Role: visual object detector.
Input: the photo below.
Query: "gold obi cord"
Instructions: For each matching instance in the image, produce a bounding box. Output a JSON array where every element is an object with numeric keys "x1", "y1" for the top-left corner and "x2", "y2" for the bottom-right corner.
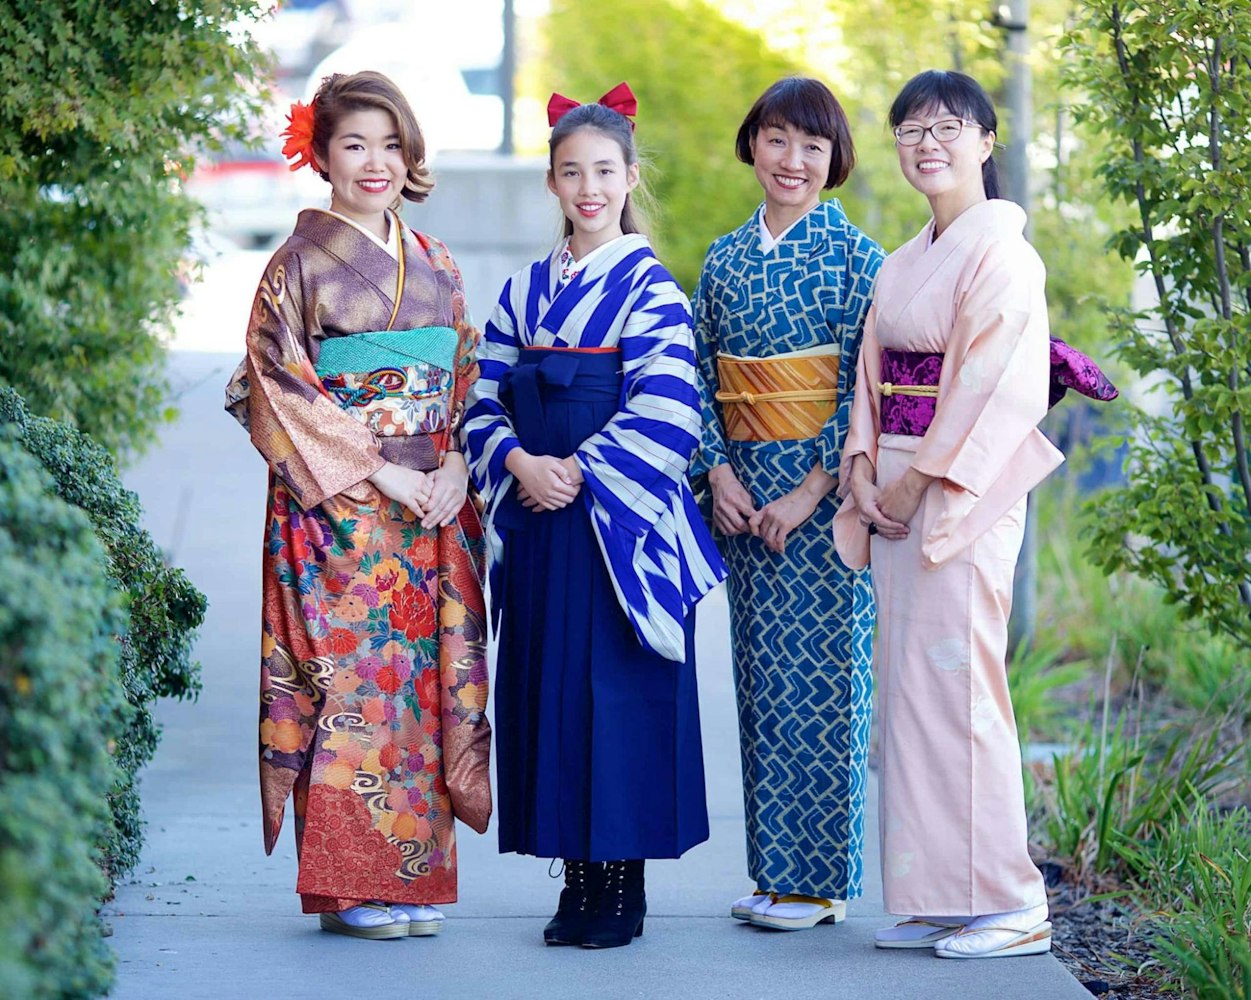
[
  {"x1": 714, "y1": 351, "x2": 839, "y2": 442},
  {"x1": 876, "y1": 382, "x2": 940, "y2": 397}
]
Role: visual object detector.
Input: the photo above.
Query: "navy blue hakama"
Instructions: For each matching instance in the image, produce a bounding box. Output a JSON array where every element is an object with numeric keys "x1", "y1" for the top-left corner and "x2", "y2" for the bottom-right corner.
[{"x1": 494, "y1": 348, "x2": 709, "y2": 861}]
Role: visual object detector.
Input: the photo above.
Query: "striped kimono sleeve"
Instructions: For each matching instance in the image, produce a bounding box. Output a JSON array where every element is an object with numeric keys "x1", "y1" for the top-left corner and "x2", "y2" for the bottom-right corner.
[
  {"x1": 689, "y1": 247, "x2": 731, "y2": 480},
  {"x1": 574, "y1": 266, "x2": 702, "y2": 537},
  {"x1": 461, "y1": 276, "x2": 523, "y2": 504}
]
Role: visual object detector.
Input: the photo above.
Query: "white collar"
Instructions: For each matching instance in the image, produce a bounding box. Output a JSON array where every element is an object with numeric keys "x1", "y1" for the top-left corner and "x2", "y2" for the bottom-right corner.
[{"x1": 756, "y1": 204, "x2": 807, "y2": 253}]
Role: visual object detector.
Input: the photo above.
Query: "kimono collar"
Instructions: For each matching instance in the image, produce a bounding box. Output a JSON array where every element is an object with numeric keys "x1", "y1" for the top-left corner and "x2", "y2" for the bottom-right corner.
[
  {"x1": 926, "y1": 198, "x2": 1027, "y2": 248},
  {"x1": 746, "y1": 198, "x2": 847, "y2": 259},
  {"x1": 543, "y1": 232, "x2": 651, "y2": 302},
  {"x1": 293, "y1": 208, "x2": 429, "y2": 315}
]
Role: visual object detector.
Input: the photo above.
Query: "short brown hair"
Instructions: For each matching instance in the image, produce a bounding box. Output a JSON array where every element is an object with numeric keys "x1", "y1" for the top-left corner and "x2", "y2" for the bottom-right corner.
[
  {"x1": 310, "y1": 70, "x2": 434, "y2": 204},
  {"x1": 735, "y1": 77, "x2": 855, "y2": 189}
]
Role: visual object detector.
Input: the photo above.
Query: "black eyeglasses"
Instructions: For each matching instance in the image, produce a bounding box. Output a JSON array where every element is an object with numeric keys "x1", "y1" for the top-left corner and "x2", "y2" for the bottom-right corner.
[{"x1": 893, "y1": 119, "x2": 984, "y2": 146}]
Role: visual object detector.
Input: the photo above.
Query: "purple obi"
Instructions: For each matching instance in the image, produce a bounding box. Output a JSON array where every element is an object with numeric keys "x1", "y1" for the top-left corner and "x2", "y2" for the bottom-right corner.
[
  {"x1": 878, "y1": 339, "x2": 1119, "y2": 437},
  {"x1": 879, "y1": 349, "x2": 942, "y2": 436}
]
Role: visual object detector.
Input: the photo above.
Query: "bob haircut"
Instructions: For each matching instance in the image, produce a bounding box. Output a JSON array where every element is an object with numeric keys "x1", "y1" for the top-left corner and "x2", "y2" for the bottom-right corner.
[
  {"x1": 888, "y1": 69, "x2": 1000, "y2": 200},
  {"x1": 735, "y1": 77, "x2": 855, "y2": 189},
  {"x1": 310, "y1": 70, "x2": 434, "y2": 204}
]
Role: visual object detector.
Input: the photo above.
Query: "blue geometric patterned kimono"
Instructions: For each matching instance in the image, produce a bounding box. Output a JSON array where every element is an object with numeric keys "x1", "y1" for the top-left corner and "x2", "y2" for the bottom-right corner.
[
  {"x1": 464, "y1": 234, "x2": 726, "y2": 861},
  {"x1": 691, "y1": 200, "x2": 882, "y2": 899}
]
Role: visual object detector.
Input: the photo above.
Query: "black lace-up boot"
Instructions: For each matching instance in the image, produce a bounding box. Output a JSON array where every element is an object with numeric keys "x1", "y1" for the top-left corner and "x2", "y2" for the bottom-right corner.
[
  {"x1": 543, "y1": 859, "x2": 605, "y2": 946},
  {"x1": 582, "y1": 859, "x2": 646, "y2": 949}
]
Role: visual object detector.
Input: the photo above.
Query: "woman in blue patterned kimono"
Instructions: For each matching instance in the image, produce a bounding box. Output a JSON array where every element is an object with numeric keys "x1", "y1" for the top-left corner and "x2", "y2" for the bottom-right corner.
[
  {"x1": 463, "y1": 85, "x2": 726, "y2": 950},
  {"x1": 691, "y1": 77, "x2": 883, "y2": 931}
]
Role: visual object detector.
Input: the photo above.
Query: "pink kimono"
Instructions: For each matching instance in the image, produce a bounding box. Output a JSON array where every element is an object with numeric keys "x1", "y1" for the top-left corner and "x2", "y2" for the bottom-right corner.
[{"x1": 835, "y1": 199, "x2": 1062, "y2": 916}]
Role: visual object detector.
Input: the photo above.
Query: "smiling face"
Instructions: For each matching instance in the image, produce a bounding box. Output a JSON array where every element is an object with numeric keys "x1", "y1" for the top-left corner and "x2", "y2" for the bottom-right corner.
[
  {"x1": 750, "y1": 123, "x2": 831, "y2": 222},
  {"x1": 546, "y1": 127, "x2": 640, "y2": 257},
  {"x1": 317, "y1": 107, "x2": 408, "y2": 234},
  {"x1": 894, "y1": 103, "x2": 993, "y2": 206}
]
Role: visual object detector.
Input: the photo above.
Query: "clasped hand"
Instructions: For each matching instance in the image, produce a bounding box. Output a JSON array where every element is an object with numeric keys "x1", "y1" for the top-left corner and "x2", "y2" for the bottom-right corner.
[
  {"x1": 367, "y1": 453, "x2": 470, "y2": 529},
  {"x1": 847, "y1": 455, "x2": 929, "y2": 541},
  {"x1": 507, "y1": 450, "x2": 583, "y2": 511}
]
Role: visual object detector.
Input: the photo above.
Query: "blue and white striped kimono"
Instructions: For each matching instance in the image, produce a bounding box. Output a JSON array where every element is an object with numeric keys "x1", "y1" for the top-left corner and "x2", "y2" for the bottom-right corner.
[{"x1": 463, "y1": 234, "x2": 725, "y2": 860}]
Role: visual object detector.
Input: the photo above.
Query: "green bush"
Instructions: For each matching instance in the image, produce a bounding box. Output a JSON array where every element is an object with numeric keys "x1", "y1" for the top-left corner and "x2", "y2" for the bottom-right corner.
[
  {"x1": 0, "y1": 429, "x2": 128, "y2": 999},
  {"x1": 0, "y1": 1, "x2": 267, "y2": 456},
  {"x1": 0, "y1": 387, "x2": 206, "y2": 879},
  {"x1": 1064, "y1": 0, "x2": 1251, "y2": 648}
]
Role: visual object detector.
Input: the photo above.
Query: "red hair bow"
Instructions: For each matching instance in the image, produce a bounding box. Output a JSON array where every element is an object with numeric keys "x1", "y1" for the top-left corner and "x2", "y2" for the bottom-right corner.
[{"x1": 546, "y1": 81, "x2": 638, "y2": 129}]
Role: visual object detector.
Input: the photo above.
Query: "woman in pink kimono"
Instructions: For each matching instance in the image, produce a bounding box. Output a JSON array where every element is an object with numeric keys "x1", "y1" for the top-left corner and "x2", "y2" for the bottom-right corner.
[{"x1": 835, "y1": 70, "x2": 1062, "y2": 960}]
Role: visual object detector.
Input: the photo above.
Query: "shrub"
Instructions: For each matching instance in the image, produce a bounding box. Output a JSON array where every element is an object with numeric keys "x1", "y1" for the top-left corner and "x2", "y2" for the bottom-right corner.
[
  {"x1": 1033, "y1": 711, "x2": 1238, "y2": 886},
  {"x1": 0, "y1": 387, "x2": 206, "y2": 880},
  {"x1": 0, "y1": 1, "x2": 267, "y2": 456},
  {"x1": 0, "y1": 429, "x2": 128, "y2": 999}
]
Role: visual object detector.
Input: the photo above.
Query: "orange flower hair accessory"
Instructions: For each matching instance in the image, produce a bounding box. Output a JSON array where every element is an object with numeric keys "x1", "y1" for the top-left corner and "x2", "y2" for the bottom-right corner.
[{"x1": 280, "y1": 99, "x2": 317, "y2": 172}]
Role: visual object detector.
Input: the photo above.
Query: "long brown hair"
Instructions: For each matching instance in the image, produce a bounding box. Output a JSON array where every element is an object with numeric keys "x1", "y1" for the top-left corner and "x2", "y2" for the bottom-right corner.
[{"x1": 548, "y1": 102, "x2": 652, "y2": 237}]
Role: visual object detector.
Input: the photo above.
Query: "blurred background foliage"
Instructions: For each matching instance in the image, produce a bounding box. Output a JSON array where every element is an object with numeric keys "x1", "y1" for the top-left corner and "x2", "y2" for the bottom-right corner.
[
  {"x1": 0, "y1": 0, "x2": 268, "y2": 459},
  {"x1": 539, "y1": 0, "x2": 1133, "y2": 361}
]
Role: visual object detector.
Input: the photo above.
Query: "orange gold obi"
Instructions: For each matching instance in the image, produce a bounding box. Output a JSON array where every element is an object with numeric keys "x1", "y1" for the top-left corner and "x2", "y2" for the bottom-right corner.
[{"x1": 714, "y1": 350, "x2": 840, "y2": 442}]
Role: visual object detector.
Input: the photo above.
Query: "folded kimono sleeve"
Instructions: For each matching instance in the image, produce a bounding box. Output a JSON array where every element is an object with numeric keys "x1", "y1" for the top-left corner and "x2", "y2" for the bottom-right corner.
[
  {"x1": 425, "y1": 238, "x2": 480, "y2": 455},
  {"x1": 575, "y1": 284, "x2": 701, "y2": 537},
  {"x1": 909, "y1": 242, "x2": 1051, "y2": 496},
  {"x1": 242, "y1": 253, "x2": 384, "y2": 508}
]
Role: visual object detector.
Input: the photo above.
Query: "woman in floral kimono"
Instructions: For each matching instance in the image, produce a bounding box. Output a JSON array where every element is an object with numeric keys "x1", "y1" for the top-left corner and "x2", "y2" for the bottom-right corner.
[
  {"x1": 691, "y1": 77, "x2": 883, "y2": 932},
  {"x1": 836, "y1": 69, "x2": 1115, "y2": 960},
  {"x1": 224, "y1": 71, "x2": 490, "y2": 941},
  {"x1": 463, "y1": 85, "x2": 725, "y2": 950}
]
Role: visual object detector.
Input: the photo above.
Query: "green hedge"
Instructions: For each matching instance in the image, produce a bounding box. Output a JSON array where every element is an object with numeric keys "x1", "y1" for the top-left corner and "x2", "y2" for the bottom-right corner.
[
  {"x1": 0, "y1": 428, "x2": 126, "y2": 998},
  {"x1": 0, "y1": 1, "x2": 267, "y2": 456},
  {"x1": 0, "y1": 388, "x2": 207, "y2": 997}
]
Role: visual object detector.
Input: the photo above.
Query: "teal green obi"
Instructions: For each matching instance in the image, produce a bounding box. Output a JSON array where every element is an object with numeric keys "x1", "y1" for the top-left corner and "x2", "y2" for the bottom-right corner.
[{"x1": 315, "y1": 327, "x2": 457, "y2": 438}]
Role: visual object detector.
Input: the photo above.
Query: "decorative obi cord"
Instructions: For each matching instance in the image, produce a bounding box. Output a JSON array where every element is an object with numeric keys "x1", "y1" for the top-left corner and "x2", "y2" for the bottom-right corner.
[
  {"x1": 714, "y1": 346, "x2": 840, "y2": 442},
  {"x1": 878, "y1": 338, "x2": 1120, "y2": 438}
]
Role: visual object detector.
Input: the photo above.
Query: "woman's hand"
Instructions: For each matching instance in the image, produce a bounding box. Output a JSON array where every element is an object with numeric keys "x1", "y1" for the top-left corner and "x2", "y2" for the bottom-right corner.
[
  {"x1": 518, "y1": 456, "x2": 583, "y2": 510},
  {"x1": 367, "y1": 461, "x2": 433, "y2": 518},
  {"x1": 746, "y1": 466, "x2": 835, "y2": 555},
  {"x1": 506, "y1": 450, "x2": 580, "y2": 511},
  {"x1": 421, "y1": 452, "x2": 470, "y2": 529},
  {"x1": 708, "y1": 463, "x2": 756, "y2": 536},
  {"x1": 875, "y1": 467, "x2": 933, "y2": 531},
  {"x1": 847, "y1": 455, "x2": 910, "y2": 541}
]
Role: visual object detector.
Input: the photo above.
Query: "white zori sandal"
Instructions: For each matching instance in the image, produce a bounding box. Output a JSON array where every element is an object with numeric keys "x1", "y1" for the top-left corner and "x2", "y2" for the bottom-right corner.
[
  {"x1": 749, "y1": 895, "x2": 847, "y2": 931},
  {"x1": 389, "y1": 903, "x2": 445, "y2": 937},
  {"x1": 874, "y1": 917, "x2": 967, "y2": 949},
  {"x1": 730, "y1": 891, "x2": 776, "y2": 921},
  {"x1": 934, "y1": 904, "x2": 1052, "y2": 959},
  {"x1": 319, "y1": 901, "x2": 409, "y2": 940}
]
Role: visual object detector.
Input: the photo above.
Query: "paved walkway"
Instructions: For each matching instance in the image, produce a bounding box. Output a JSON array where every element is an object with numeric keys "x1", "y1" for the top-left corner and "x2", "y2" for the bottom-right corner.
[{"x1": 106, "y1": 351, "x2": 1089, "y2": 1000}]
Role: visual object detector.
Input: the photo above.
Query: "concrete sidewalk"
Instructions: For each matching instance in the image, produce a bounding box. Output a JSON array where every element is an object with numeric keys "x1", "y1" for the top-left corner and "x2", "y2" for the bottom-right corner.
[{"x1": 106, "y1": 351, "x2": 1089, "y2": 1000}]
